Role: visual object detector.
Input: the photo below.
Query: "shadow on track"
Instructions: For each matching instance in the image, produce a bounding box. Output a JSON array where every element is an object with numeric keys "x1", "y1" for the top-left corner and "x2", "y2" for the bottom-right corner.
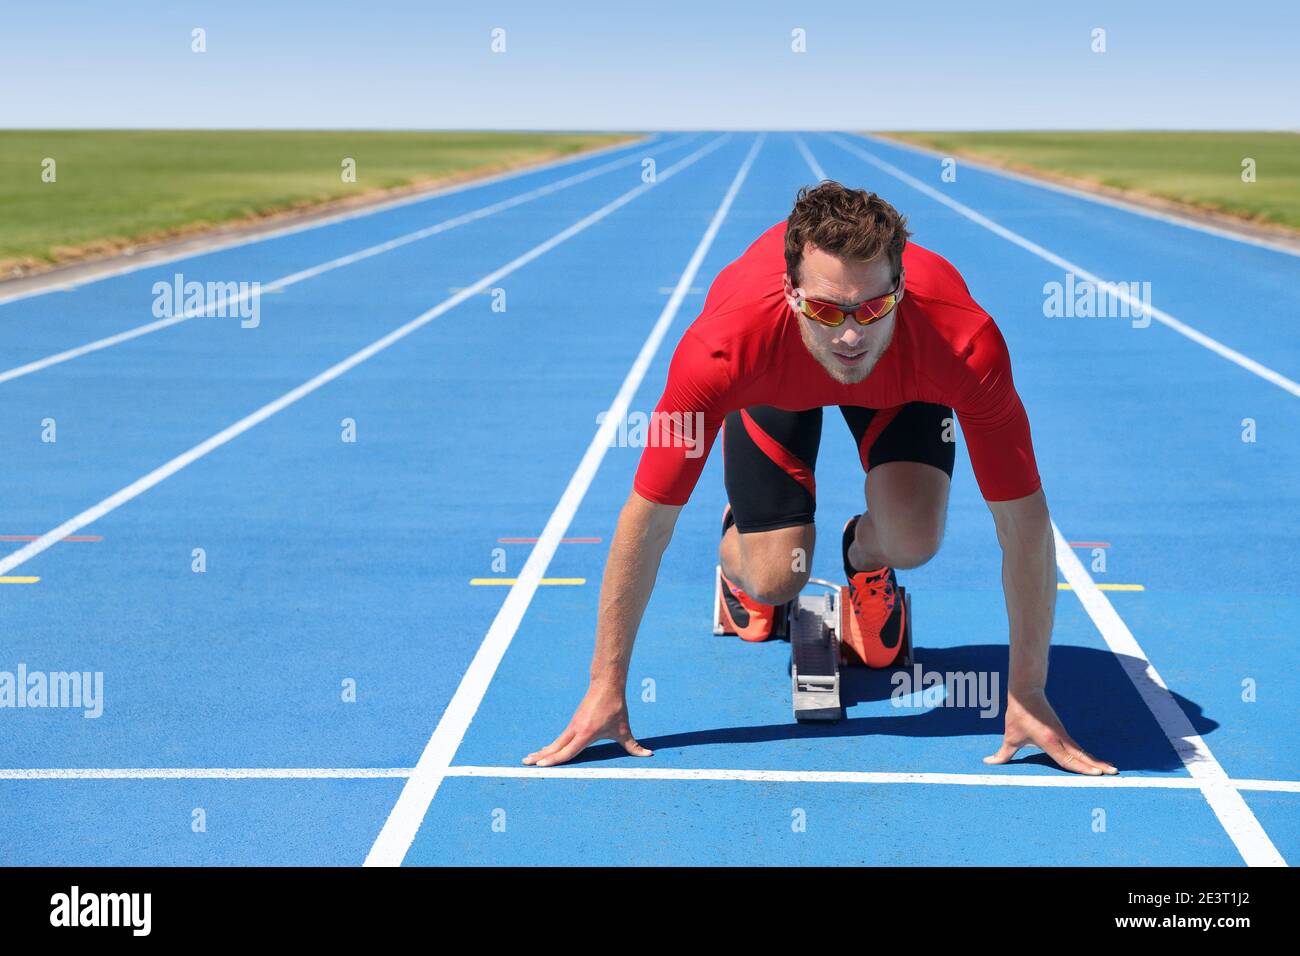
[{"x1": 567, "y1": 644, "x2": 1214, "y2": 774}]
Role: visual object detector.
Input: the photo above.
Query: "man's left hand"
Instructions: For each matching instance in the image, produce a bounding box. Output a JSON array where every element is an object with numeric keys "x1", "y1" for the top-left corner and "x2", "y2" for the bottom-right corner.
[{"x1": 984, "y1": 688, "x2": 1118, "y2": 775}]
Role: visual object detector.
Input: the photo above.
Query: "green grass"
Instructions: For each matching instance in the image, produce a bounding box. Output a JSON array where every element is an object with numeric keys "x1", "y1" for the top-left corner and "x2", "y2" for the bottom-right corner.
[
  {"x1": 879, "y1": 131, "x2": 1300, "y2": 231},
  {"x1": 0, "y1": 130, "x2": 636, "y2": 269}
]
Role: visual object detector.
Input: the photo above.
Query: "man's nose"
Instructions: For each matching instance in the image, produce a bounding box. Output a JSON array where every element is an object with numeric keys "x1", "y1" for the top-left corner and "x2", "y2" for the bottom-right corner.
[{"x1": 836, "y1": 324, "x2": 864, "y2": 348}]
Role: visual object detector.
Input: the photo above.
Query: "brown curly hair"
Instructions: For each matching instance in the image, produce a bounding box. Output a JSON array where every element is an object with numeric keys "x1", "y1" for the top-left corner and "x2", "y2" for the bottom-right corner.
[{"x1": 784, "y1": 181, "x2": 910, "y2": 285}]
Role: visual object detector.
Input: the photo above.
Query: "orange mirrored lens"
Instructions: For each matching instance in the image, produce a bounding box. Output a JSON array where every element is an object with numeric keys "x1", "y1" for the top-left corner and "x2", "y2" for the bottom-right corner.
[
  {"x1": 858, "y1": 294, "x2": 897, "y2": 321},
  {"x1": 799, "y1": 293, "x2": 896, "y2": 327},
  {"x1": 800, "y1": 299, "x2": 846, "y2": 326}
]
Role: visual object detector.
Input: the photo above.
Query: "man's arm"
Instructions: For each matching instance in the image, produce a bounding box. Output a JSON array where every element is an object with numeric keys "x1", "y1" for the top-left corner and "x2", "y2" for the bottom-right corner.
[
  {"x1": 988, "y1": 488, "x2": 1056, "y2": 693},
  {"x1": 524, "y1": 490, "x2": 681, "y2": 767},
  {"x1": 984, "y1": 488, "x2": 1117, "y2": 775}
]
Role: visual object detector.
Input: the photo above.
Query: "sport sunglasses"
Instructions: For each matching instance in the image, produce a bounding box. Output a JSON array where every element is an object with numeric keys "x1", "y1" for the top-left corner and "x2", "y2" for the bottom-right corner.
[{"x1": 793, "y1": 272, "x2": 905, "y2": 328}]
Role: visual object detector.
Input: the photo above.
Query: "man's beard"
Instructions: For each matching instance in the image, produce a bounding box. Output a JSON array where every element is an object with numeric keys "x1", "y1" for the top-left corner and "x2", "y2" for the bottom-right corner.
[{"x1": 797, "y1": 317, "x2": 894, "y2": 385}]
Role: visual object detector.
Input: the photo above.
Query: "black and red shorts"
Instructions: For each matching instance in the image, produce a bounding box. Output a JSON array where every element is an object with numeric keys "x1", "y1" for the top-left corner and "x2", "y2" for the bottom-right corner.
[{"x1": 722, "y1": 403, "x2": 956, "y2": 534}]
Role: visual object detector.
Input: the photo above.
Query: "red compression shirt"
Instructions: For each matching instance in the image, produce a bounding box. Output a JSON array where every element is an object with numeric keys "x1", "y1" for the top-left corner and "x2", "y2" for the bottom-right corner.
[{"x1": 632, "y1": 221, "x2": 1042, "y2": 506}]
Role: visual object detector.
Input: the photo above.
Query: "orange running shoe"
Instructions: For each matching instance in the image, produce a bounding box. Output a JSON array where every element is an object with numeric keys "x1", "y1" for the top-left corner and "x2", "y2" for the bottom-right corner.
[
  {"x1": 839, "y1": 515, "x2": 906, "y2": 667},
  {"x1": 715, "y1": 505, "x2": 780, "y2": 642}
]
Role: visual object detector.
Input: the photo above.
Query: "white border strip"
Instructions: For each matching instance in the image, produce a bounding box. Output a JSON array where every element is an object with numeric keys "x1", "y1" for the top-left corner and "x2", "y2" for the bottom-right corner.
[
  {"x1": 0, "y1": 135, "x2": 733, "y2": 581},
  {"x1": 362, "y1": 133, "x2": 767, "y2": 868},
  {"x1": 0, "y1": 133, "x2": 661, "y2": 308},
  {"x1": 1053, "y1": 524, "x2": 1287, "y2": 866},
  {"x1": 0, "y1": 135, "x2": 696, "y2": 386},
  {"x1": 4, "y1": 765, "x2": 1297, "y2": 794},
  {"x1": 865, "y1": 133, "x2": 1300, "y2": 259},
  {"x1": 822, "y1": 133, "x2": 1300, "y2": 399}
]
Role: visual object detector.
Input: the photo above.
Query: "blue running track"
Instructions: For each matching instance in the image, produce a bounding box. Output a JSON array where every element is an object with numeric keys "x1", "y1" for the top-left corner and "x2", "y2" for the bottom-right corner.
[{"x1": 1, "y1": 132, "x2": 1295, "y2": 866}]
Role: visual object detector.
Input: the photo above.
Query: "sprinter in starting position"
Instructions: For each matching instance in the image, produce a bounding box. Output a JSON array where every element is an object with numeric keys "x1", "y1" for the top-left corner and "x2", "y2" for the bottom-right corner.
[{"x1": 526, "y1": 181, "x2": 1116, "y2": 776}]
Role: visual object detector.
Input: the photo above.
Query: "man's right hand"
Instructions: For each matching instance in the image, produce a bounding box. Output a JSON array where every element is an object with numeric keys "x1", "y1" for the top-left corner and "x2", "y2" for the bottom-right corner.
[{"x1": 524, "y1": 681, "x2": 653, "y2": 768}]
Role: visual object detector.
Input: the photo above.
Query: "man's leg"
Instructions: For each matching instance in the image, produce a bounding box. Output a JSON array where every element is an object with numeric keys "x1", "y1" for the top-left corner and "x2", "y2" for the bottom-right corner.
[
  {"x1": 838, "y1": 403, "x2": 955, "y2": 665},
  {"x1": 848, "y1": 461, "x2": 950, "y2": 571},
  {"x1": 721, "y1": 520, "x2": 815, "y2": 607},
  {"x1": 719, "y1": 406, "x2": 823, "y2": 609},
  {"x1": 840, "y1": 403, "x2": 955, "y2": 572}
]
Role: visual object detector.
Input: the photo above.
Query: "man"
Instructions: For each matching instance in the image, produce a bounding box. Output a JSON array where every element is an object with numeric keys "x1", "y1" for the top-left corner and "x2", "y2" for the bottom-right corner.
[{"x1": 525, "y1": 181, "x2": 1116, "y2": 775}]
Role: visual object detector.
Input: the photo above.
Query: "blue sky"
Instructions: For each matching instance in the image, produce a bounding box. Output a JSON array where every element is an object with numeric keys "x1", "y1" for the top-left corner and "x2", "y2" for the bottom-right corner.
[{"x1": 3, "y1": 1, "x2": 1296, "y2": 129}]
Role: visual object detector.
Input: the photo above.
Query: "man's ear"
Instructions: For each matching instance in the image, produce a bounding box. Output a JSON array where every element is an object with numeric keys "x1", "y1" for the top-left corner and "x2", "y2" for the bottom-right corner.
[{"x1": 782, "y1": 272, "x2": 798, "y2": 305}]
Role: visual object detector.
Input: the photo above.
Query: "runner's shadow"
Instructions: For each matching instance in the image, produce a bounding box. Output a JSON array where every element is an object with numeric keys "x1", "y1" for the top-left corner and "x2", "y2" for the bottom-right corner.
[{"x1": 569, "y1": 644, "x2": 1215, "y2": 774}]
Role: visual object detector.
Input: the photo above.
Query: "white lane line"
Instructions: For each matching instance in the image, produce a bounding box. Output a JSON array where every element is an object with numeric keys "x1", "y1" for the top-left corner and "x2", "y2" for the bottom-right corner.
[
  {"x1": 452, "y1": 765, "x2": 1202, "y2": 788},
  {"x1": 865, "y1": 133, "x2": 1300, "y2": 259},
  {"x1": 793, "y1": 134, "x2": 827, "y2": 181},
  {"x1": 1231, "y1": 779, "x2": 1300, "y2": 794},
  {"x1": 470, "y1": 767, "x2": 1299, "y2": 793},
  {"x1": 363, "y1": 133, "x2": 768, "y2": 868},
  {"x1": 0, "y1": 133, "x2": 660, "y2": 309},
  {"x1": 1053, "y1": 523, "x2": 1287, "y2": 866},
  {"x1": 0, "y1": 134, "x2": 733, "y2": 581},
  {"x1": 6, "y1": 765, "x2": 1298, "y2": 795},
  {"x1": 0, "y1": 135, "x2": 696, "y2": 386},
  {"x1": 823, "y1": 133, "x2": 1300, "y2": 399},
  {"x1": 0, "y1": 768, "x2": 411, "y2": 780}
]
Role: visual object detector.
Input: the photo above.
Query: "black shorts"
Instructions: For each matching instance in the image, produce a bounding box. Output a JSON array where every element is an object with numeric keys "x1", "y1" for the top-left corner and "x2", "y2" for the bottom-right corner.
[{"x1": 722, "y1": 402, "x2": 956, "y2": 534}]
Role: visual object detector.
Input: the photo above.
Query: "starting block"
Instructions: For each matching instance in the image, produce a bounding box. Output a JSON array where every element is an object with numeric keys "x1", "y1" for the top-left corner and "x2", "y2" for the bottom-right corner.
[
  {"x1": 789, "y1": 590, "x2": 842, "y2": 721},
  {"x1": 791, "y1": 582, "x2": 913, "y2": 721},
  {"x1": 713, "y1": 568, "x2": 913, "y2": 722}
]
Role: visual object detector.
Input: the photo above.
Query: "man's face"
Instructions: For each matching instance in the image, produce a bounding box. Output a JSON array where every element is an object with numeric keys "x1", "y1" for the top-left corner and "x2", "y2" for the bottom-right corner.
[{"x1": 784, "y1": 243, "x2": 900, "y2": 385}]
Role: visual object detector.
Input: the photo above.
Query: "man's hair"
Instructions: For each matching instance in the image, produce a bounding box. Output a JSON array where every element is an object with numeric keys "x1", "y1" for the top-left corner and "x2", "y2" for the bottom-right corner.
[{"x1": 784, "y1": 181, "x2": 911, "y2": 285}]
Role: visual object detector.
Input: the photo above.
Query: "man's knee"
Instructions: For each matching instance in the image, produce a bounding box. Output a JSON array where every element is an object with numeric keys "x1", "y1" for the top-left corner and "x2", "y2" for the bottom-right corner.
[
  {"x1": 736, "y1": 531, "x2": 813, "y2": 605},
  {"x1": 880, "y1": 523, "x2": 943, "y2": 570},
  {"x1": 744, "y1": 565, "x2": 809, "y2": 606}
]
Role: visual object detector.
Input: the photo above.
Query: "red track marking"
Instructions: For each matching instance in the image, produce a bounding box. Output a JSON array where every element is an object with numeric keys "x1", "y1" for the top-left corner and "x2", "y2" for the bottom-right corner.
[
  {"x1": 1069, "y1": 541, "x2": 1110, "y2": 548},
  {"x1": 497, "y1": 537, "x2": 602, "y2": 544},
  {"x1": 0, "y1": 534, "x2": 102, "y2": 542}
]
